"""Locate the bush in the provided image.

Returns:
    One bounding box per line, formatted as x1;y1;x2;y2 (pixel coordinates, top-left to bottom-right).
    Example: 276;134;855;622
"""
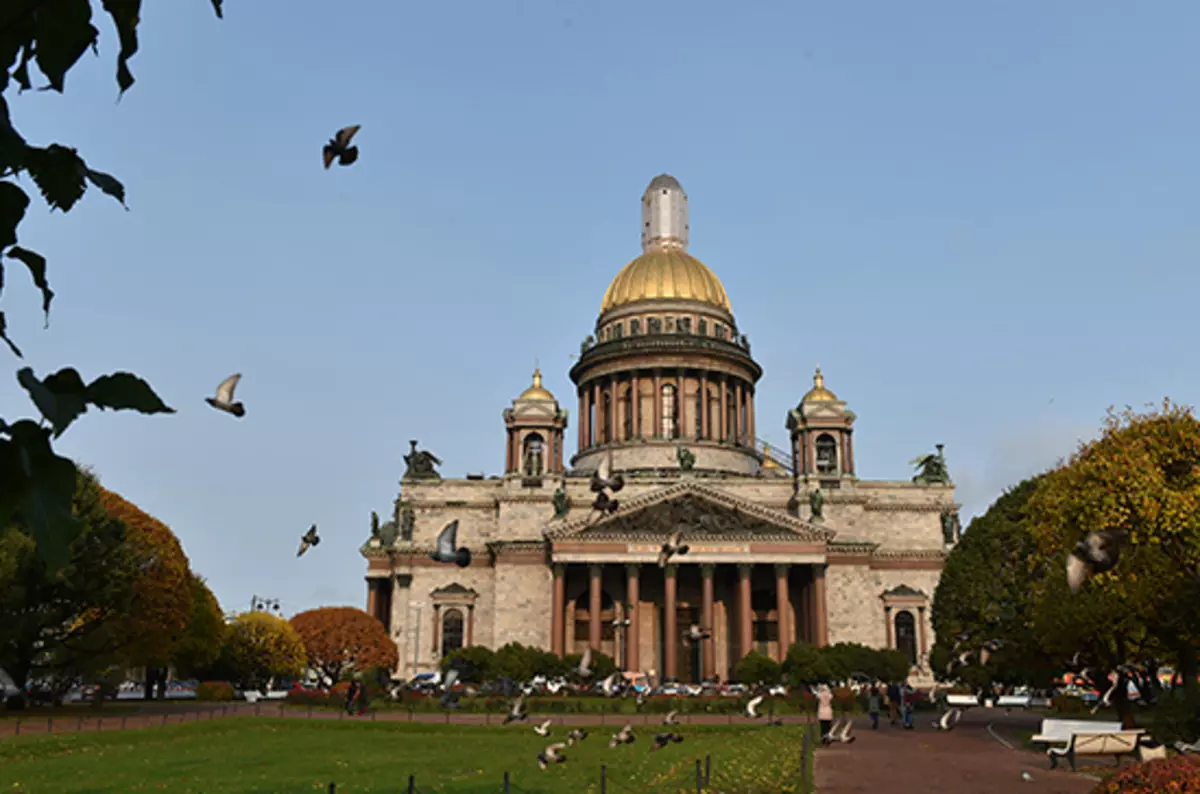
1090;754;1200;793
195;681;234;702
1052;694;1087;714
284;688;327;707
1150;690;1200;746
733;652;782;686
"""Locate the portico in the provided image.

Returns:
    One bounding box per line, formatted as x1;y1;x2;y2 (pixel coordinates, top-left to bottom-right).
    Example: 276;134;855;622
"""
545;480;832;682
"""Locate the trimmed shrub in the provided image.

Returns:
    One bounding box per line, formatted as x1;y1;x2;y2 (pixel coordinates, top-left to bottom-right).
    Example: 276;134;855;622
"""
195;681;234;702
1090;754;1200;793
1052;694;1087;714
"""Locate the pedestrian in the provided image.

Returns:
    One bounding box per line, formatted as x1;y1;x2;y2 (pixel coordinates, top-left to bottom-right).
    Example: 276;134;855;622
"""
345;680;362;716
886;681;901;725
867;685;882;730
816;684;834;743
901;684;915;730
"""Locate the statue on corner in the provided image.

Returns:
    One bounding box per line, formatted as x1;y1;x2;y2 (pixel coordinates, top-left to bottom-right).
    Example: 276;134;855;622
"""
808;487;825;521
677;446;696;472
911;444;951;485
552;483;571;519
940;510;962;544
403;440;442;480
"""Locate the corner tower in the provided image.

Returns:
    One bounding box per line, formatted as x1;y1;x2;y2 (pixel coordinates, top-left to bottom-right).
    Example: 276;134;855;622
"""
504;368;569;478
570;175;764;475
786;366;857;486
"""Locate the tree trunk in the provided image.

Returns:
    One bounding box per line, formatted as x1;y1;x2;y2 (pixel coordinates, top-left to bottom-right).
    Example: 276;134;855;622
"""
155;668;167;700
1111;672;1135;728
1179;643;1198;701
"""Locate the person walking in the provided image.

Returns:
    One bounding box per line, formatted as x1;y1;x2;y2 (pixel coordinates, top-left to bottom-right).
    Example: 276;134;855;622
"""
345;680;363;716
886;681;901;725
867;685;882;730
817;684;835;743
901;684;915;730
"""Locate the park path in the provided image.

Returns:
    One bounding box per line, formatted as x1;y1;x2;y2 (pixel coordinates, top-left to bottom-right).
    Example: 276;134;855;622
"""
814;712;1107;794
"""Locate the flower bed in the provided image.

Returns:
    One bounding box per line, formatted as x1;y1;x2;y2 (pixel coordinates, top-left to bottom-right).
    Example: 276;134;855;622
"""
1090;753;1200;793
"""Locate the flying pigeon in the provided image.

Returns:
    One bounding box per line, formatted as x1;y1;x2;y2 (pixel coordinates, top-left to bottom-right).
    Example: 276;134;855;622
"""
745;694;764;719
430;520;472;567
1021;771;1035;782
599;672;619;697
934;708;962;731
590;454;624;516
1067;529;1129;593
297;525;320;557
657;529;691;568
206;373;245;417
438;667;461;709
576;647;593;678
651;732;684;750
663;710;679;725
831;718;856;743
566;729;588;745
979;639;1004;666
534;719;553;736
1091;678;1120;714
536;742;567;770
685;624;712;643
502;694;527;724
323;125;361;169
608;723;635;748
1174;738;1200;753
612;615;631;629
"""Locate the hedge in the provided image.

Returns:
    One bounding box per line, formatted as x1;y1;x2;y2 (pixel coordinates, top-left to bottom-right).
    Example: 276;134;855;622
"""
195;681;235;702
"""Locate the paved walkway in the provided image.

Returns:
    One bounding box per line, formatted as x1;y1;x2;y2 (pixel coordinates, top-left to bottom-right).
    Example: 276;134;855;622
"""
815;711;1109;793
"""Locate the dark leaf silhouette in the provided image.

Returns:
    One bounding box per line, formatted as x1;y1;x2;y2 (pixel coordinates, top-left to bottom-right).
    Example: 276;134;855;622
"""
11;43;35;93
87;372;174;414
84;167;127;207
32;0;100;93
6;246;53;321
0;182;30;251
0;419;82;572
0;96;28;174
211;0;224;19
17;366;88;438
24;144;87;212
0;312;21;357
101;0;141;94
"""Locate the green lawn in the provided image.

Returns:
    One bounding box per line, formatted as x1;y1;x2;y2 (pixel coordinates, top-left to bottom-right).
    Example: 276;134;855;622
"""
0;718;818;794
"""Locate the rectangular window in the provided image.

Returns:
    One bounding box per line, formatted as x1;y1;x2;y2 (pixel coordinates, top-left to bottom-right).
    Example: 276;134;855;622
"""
648;317;662;334
630;319;641;335
679;317;692;334
613;323;623;339
698;318;707;336
665;316;675;332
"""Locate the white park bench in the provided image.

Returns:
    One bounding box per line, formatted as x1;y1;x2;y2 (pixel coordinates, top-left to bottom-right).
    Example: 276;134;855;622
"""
996;694;1031;709
944;693;978;709
1047;730;1144;772
1032;718;1122;745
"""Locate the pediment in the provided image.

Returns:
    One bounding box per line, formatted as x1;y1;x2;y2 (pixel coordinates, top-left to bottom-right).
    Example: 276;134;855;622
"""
513;402;558;418
882;584;927;599
546;480;834;543
431;582;478;597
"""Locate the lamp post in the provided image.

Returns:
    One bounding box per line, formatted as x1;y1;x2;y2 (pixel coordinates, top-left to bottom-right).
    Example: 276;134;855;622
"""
250;596;282;615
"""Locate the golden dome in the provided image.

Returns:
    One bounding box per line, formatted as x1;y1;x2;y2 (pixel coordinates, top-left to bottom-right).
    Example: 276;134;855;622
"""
600;248;732;314
802;366;839;402
518;368;555;401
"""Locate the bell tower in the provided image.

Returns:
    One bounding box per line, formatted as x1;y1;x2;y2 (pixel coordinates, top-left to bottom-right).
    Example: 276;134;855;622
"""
786;366;857;485
503;368;568;478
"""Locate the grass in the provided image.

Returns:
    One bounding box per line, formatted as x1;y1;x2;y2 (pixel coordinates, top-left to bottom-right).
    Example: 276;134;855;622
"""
0;718;819;794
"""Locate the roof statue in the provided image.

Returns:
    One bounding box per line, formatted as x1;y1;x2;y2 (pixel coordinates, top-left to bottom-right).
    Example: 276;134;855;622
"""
912;444;951;485
403;440;442;481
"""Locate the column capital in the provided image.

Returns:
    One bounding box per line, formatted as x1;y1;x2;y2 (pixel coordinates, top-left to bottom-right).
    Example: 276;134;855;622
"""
773;563;791;578
700;563;716;579
664;564;678;578
625;562;641;576
553;563;566;577
884;604;892;613
588;563;603;577
737;562;754;577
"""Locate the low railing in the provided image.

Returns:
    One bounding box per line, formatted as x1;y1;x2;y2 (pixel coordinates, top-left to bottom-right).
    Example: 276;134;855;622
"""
756;437;795;474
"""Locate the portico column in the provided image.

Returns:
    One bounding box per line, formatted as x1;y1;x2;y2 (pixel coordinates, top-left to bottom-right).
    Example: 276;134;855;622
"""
551;564;566;657
653;371;663;438
588;564;603;651
774;564;790;661
917;606;928;666
813;564;829;647
701;564;715;679
631;372;641;440
737;564;753;662
625;564;640;671
432;604;441;657
884;606;894;649
366;578;379;621
467;605;475;646
664;565;678;680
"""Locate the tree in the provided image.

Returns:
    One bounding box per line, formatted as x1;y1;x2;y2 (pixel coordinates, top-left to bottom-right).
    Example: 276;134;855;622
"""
97;487;193;698
289;607;398;684
930;476;1060;689
171;574;225;679
783;643;831;686
0;1;228;573
441;646;496;683
0;467;143;707
222;612;306;689
733;652;782;686
1026;401;1200;724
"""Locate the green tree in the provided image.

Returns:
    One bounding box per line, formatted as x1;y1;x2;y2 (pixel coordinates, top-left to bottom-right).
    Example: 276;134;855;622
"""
0;1;229;573
732;651;782;686
171;574;226;678
783;643;831;686
441;646;496;683
0;466;144;708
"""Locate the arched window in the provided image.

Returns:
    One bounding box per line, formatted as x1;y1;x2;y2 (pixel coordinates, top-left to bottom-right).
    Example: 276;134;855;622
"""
894;610;917;666
815;433;838;474
442;608;465;656
523;433;544;477
661;385;678;439
623;387;634;440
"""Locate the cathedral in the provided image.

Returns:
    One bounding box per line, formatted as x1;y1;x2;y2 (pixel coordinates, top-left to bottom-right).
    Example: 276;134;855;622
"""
362;175;960;684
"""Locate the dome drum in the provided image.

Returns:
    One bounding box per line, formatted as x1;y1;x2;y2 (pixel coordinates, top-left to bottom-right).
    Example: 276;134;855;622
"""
570;334;762;386
572;440;762;477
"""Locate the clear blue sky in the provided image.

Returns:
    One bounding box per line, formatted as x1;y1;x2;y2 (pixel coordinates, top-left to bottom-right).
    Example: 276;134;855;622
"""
2;1;1197;616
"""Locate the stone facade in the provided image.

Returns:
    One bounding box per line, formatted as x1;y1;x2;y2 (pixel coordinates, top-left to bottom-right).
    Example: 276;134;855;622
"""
361;174;958;685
